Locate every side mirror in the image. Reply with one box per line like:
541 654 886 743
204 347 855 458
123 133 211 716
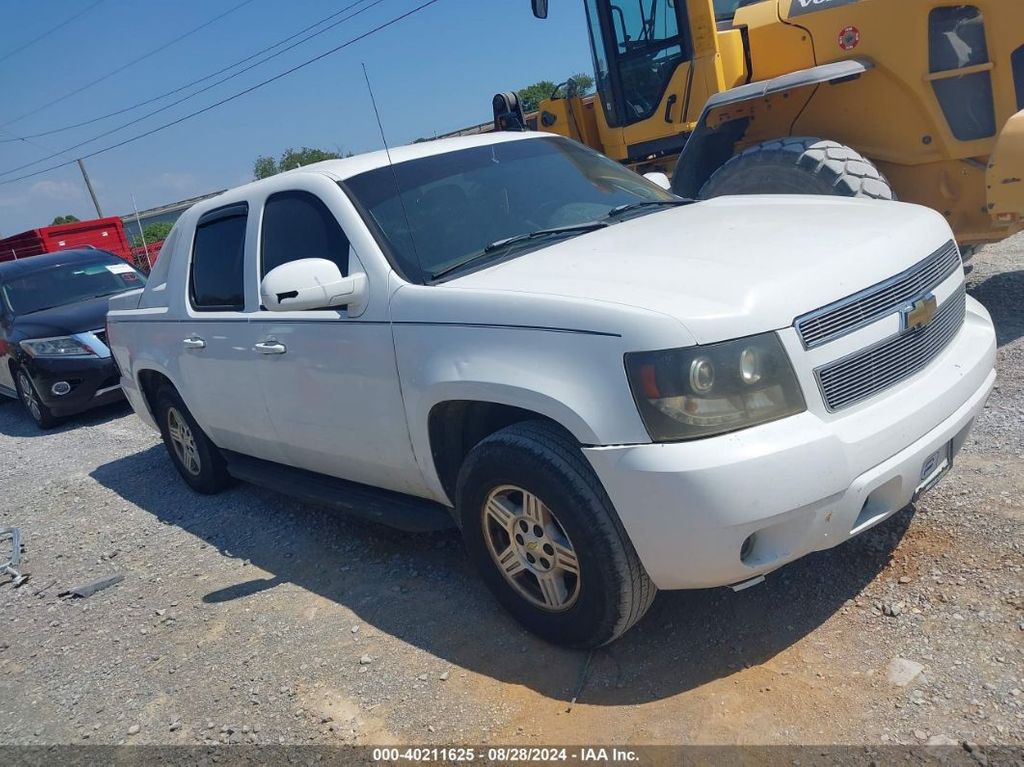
260 258 367 314
531 0 548 18
643 172 672 191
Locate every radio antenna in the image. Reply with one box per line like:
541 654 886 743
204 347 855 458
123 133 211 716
362 62 424 279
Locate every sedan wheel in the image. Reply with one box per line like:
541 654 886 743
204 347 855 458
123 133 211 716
166 406 202 476
17 370 42 422
482 485 581 611
15 369 58 429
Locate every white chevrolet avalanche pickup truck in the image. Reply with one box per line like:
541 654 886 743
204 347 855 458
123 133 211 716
108 132 996 647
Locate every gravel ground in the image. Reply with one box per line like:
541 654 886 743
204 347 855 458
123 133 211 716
0 236 1022 747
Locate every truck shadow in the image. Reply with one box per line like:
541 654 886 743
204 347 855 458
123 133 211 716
967 269 1023 347
90 445 912 706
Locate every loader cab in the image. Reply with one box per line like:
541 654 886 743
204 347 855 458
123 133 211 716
530 0 739 168
582 0 691 128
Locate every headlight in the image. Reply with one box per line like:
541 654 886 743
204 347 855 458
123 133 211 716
625 332 805 441
19 336 97 358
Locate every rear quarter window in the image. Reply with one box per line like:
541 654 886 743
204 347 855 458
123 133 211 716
189 204 248 311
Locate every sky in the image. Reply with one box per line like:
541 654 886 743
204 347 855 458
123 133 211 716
0 0 593 235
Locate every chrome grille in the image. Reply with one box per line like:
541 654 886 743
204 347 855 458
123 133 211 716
815 284 967 411
795 240 961 349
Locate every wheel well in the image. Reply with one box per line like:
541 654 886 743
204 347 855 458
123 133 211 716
427 401 572 502
137 369 174 420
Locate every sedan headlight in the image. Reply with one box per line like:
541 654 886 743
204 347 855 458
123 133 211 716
19 336 96 358
625 332 805 441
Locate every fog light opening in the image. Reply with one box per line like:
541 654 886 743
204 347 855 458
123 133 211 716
740 533 756 564
50 381 71 396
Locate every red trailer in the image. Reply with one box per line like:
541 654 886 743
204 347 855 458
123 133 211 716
129 238 164 271
0 217 133 265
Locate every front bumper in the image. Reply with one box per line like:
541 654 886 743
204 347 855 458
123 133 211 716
23 355 123 417
585 297 996 590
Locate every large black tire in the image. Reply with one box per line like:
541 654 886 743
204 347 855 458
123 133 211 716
456 420 656 648
699 137 895 200
154 385 231 494
14 367 60 430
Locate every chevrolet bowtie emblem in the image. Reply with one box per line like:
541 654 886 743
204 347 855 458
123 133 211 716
903 294 938 332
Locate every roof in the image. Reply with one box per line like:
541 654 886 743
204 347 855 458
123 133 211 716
183 131 549 223
0 248 121 279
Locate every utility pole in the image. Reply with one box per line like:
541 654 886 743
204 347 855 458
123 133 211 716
77 158 103 218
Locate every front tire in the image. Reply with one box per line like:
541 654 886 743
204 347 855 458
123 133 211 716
457 421 656 648
699 137 895 200
155 385 231 494
15 367 59 429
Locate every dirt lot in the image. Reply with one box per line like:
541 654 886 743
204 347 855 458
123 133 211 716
1 237 1022 748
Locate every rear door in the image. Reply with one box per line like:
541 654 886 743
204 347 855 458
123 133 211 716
176 203 285 461
248 179 424 496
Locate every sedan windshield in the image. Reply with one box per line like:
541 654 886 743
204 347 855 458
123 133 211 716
2 257 146 315
343 136 679 282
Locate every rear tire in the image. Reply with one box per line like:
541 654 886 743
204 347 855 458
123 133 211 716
155 385 231 494
15 367 59 430
699 137 895 200
456 420 656 648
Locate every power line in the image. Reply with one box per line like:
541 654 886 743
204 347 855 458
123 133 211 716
0 0 386 178
0 127 78 165
0 0 378 144
0 0 106 66
0 0 259 130
0 0 444 188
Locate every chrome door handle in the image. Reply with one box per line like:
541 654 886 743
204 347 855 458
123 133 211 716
182 337 206 349
254 341 286 355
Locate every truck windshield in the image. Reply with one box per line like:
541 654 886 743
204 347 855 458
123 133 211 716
2 257 146 315
343 136 677 282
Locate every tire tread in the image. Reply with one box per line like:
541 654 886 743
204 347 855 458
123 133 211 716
700 137 895 200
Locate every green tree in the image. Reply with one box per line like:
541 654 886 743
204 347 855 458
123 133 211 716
568 72 594 96
253 155 278 180
516 74 596 113
515 80 558 113
130 221 174 247
51 214 80 225
253 146 354 179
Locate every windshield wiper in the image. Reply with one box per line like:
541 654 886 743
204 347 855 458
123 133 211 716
430 222 608 280
605 199 694 219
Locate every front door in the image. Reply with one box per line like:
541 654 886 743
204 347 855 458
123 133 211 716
249 187 424 497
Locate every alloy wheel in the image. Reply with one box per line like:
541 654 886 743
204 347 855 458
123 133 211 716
166 407 202 476
482 484 581 611
17 371 42 423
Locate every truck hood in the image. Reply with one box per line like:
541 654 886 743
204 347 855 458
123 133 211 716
447 195 956 344
10 295 111 342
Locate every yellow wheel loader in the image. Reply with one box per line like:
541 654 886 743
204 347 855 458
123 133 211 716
498 0 1024 252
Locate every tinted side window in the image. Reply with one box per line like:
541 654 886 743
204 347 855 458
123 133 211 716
261 191 349 278
190 206 248 311
928 6 995 141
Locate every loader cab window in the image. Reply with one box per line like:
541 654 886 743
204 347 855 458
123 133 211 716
713 0 767 22
928 6 996 141
585 0 689 127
